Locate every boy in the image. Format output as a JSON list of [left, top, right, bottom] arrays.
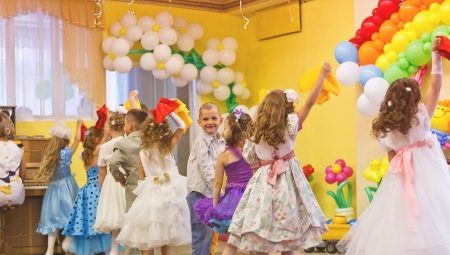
[[187, 102, 225, 255]]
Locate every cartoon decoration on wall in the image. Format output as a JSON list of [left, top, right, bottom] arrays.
[[431, 100, 450, 149], [324, 159, 354, 217], [363, 157, 389, 202], [102, 11, 250, 112], [333, 0, 450, 117]]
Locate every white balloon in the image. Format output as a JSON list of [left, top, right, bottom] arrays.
[[249, 105, 259, 119], [364, 77, 389, 104], [219, 113, 229, 135], [113, 56, 133, 73], [109, 22, 122, 37], [177, 34, 195, 52], [173, 17, 188, 29], [207, 38, 220, 49], [202, 49, 219, 66], [234, 105, 249, 113], [165, 54, 185, 74], [153, 44, 172, 62], [138, 16, 155, 32], [232, 83, 244, 96], [121, 13, 137, 27], [213, 85, 231, 101], [222, 37, 238, 51], [125, 25, 143, 42], [103, 56, 115, 71], [234, 71, 244, 83], [180, 64, 198, 81], [336, 61, 361, 86], [240, 88, 250, 100], [110, 38, 130, 57], [197, 81, 213, 95], [217, 67, 235, 85], [141, 31, 160, 50], [200, 66, 218, 84], [153, 69, 170, 80], [187, 23, 204, 39], [102, 37, 116, 53], [357, 94, 380, 117], [219, 49, 236, 66], [156, 12, 173, 27], [122, 37, 135, 48], [140, 53, 156, 71], [171, 77, 189, 87], [159, 27, 178, 46]]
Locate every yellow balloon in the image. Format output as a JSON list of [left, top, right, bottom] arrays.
[[369, 159, 381, 170], [332, 164, 341, 174], [363, 168, 371, 180], [429, 12, 441, 25], [384, 43, 392, 53], [369, 172, 381, 183], [376, 54, 391, 71], [391, 31, 409, 52], [412, 11, 433, 33], [406, 30, 418, 41], [441, 2, 450, 25], [386, 51, 398, 62], [429, 2, 441, 13]]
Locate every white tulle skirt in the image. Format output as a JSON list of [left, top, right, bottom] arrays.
[[338, 142, 450, 255], [116, 173, 191, 250]]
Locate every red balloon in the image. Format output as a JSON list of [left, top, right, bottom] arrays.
[[342, 166, 354, 178], [378, 0, 400, 19], [361, 21, 378, 41], [372, 8, 379, 16], [372, 15, 383, 26]]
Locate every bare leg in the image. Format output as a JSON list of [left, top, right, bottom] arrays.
[[222, 244, 237, 255], [161, 245, 170, 255], [281, 251, 295, 255], [45, 232, 57, 255], [61, 236, 73, 252], [110, 229, 119, 255], [142, 249, 154, 255]]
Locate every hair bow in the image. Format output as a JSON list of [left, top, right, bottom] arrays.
[[151, 98, 180, 124], [111, 105, 128, 114], [233, 108, 243, 122], [95, 105, 108, 130], [284, 89, 300, 103], [50, 122, 72, 139], [438, 36, 450, 60]]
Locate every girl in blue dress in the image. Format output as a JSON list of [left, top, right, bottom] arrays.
[[36, 120, 83, 255]]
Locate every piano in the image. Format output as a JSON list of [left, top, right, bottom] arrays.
[[3, 137, 63, 255]]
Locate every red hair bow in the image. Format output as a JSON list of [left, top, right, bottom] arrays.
[[151, 98, 179, 124], [439, 36, 450, 60], [95, 105, 108, 130]]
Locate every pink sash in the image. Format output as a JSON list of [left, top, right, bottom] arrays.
[[252, 151, 295, 186]]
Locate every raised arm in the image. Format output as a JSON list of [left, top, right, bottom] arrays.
[[298, 62, 332, 124], [70, 119, 83, 155], [169, 112, 186, 147], [424, 37, 443, 116], [212, 153, 226, 206]]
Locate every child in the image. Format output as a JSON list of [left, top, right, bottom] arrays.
[[0, 112, 25, 206], [223, 63, 331, 255], [94, 111, 126, 255], [194, 109, 253, 234], [36, 120, 82, 255], [337, 37, 450, 255], [117, 98, 191, 255], [187, 102, 226, 255], [62, 126, 112, 255]]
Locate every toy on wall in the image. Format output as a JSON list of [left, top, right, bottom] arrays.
[[431, 100, 450, 148], [302, 164, 315, 182], [363, 157, 389, 202], [324, 159, 355, 219], [299, 66, 341, 105]]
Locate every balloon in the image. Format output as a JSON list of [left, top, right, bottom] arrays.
[[378, 0, 399, 19], [177, 34, 195, 52], [391, 30, 409, 52], [121, 13, 137, 27], [152, 69, 170, 80], [405, 40, 431, 66], [139, 53, 156, 71], [171, 77, 188, 87], [109, 22, 122, 37], [325, 173, 337, 184], [141, 31, 159, 51], [335, 159, 346, 168], [197, 81, 213, 95], [165, 54, 184, 74], [342, 166, 354, 177], [180, 64, 198, 81], [222, 37, 238, 51], [325, 165, 334, 174], [202, 49, 219, 66], [336, 173, 347, 183], [156, 12, 173, 27], [359, 65, 383, 85], [102, 37, 116, 53], [334, 41, 359, 64], [217, 67, 235, 85], [200, 66, 218, 84], [125, 25, 143, 42], [110, 38, 130, 57], [360, 18, 378, 41], [113, 56, 133, 73], [379, 21, 397, 43], [384, 64, 409, 84], [431, 26, 450, 39], [232, 83, 244, 96], [441, 2, 450, 25], [173, 17, 188, 29], [307, 175, 314, 182], [153, 44, 172, 62], [234, 71, 244, 83], [357, 94, 380, 117], [219, 49, 236, 66], [213, 85, 231, 101], [187, 23, 204, 39], [138, 16, 155, 32], [399, 3, 419, 22], [336, 61, 361, 86], [412, 11, 433, 33], [207, 38, 220, 49], [240, 89, 250, 100], [331, 164, 341, 173], [103, 56, 114, 71], [375, 54, 391, 70], [249, 105, 258, 119], [364, 77, 389, 104], [159, 27, 178, 45]]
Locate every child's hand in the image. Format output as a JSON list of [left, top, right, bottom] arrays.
[[320, 62, 332, 78], [76, 119, 83, 127], [432, 36, 442, 52], [129, 90, 138, 101]]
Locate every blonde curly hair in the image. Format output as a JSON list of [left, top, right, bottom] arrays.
[[108, 112, 125, 132], [141, 117, 174, 155], [81, 127, 104, 167], [35, 136, 69, 182]]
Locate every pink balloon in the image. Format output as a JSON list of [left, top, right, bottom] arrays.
[[336, 173, 347, 183], [342, 166, 354, 177], [335, 159, 346, 168], [325, 165, 334, 174], [325, 173, 337, 184]]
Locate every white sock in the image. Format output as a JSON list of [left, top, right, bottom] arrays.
[[45, 233, 57, 255]]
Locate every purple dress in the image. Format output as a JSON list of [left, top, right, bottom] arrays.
[[194, 146, 253, 233]]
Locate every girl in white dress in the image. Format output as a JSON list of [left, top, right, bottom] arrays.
[[94, 111, 126, 255], [337, 37, 450, 255], [117, 100, 191, 255], [0, 112, 25, 207]]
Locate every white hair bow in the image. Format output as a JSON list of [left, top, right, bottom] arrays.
[[284, 89, 300, 103], [111, 105, 128, 114], [50, 122, 72, 139]]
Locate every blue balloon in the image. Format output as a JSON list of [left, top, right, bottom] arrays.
[[359, 65, 383, 86], [334, 41, 359, 64]]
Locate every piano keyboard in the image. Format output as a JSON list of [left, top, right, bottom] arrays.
[[24, 184, 48, 190]]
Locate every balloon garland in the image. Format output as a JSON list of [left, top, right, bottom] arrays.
[[324, 159, 354, 209], [363, 158, 389, 202]]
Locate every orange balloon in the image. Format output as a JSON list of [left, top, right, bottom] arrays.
[[396, 21, 405, 29], [409, 0, 421, 6], [371, 33, 380, 41], [391, 13, 401, 24], [399, 4, 419, 21], [379, 21, 398, 43], [373, 39, 384, 51], [422, 0, 443, 5], [359, 41, 382, 65]]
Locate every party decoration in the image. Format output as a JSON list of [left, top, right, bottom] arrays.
[[299, 66, 341, 105], [336, 62, 361, 86], [334, 41, 359, 64], [438, 35, 450, 59], [359, 65, 383, 86], [173, 98, 193, 132], [357, 94, 380, 117], [363, 157, 389, 202], [302, 164, 315, 182], [151, 98, 179, 123], [324, 159, 354, 185]]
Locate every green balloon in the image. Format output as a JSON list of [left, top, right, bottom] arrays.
[[408, 65, 419, 75], [431, 25, 450, 39], [384, 64, 409, 84], [307, 175, 314, 182], [405, 40, 431, 66], [398, 58, 410, 70], [421, 32, 431, 43]]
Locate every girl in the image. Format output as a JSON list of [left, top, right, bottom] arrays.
[[0, 112, 25, 207], [62, 126, 111, 255], [117, 99, 191, 255], [94, 111, 126, 255], [194, 109, 253, 234], [36, 120, 82, 255], [337, 37, 450, 255], [223, 63, 332, 255]]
